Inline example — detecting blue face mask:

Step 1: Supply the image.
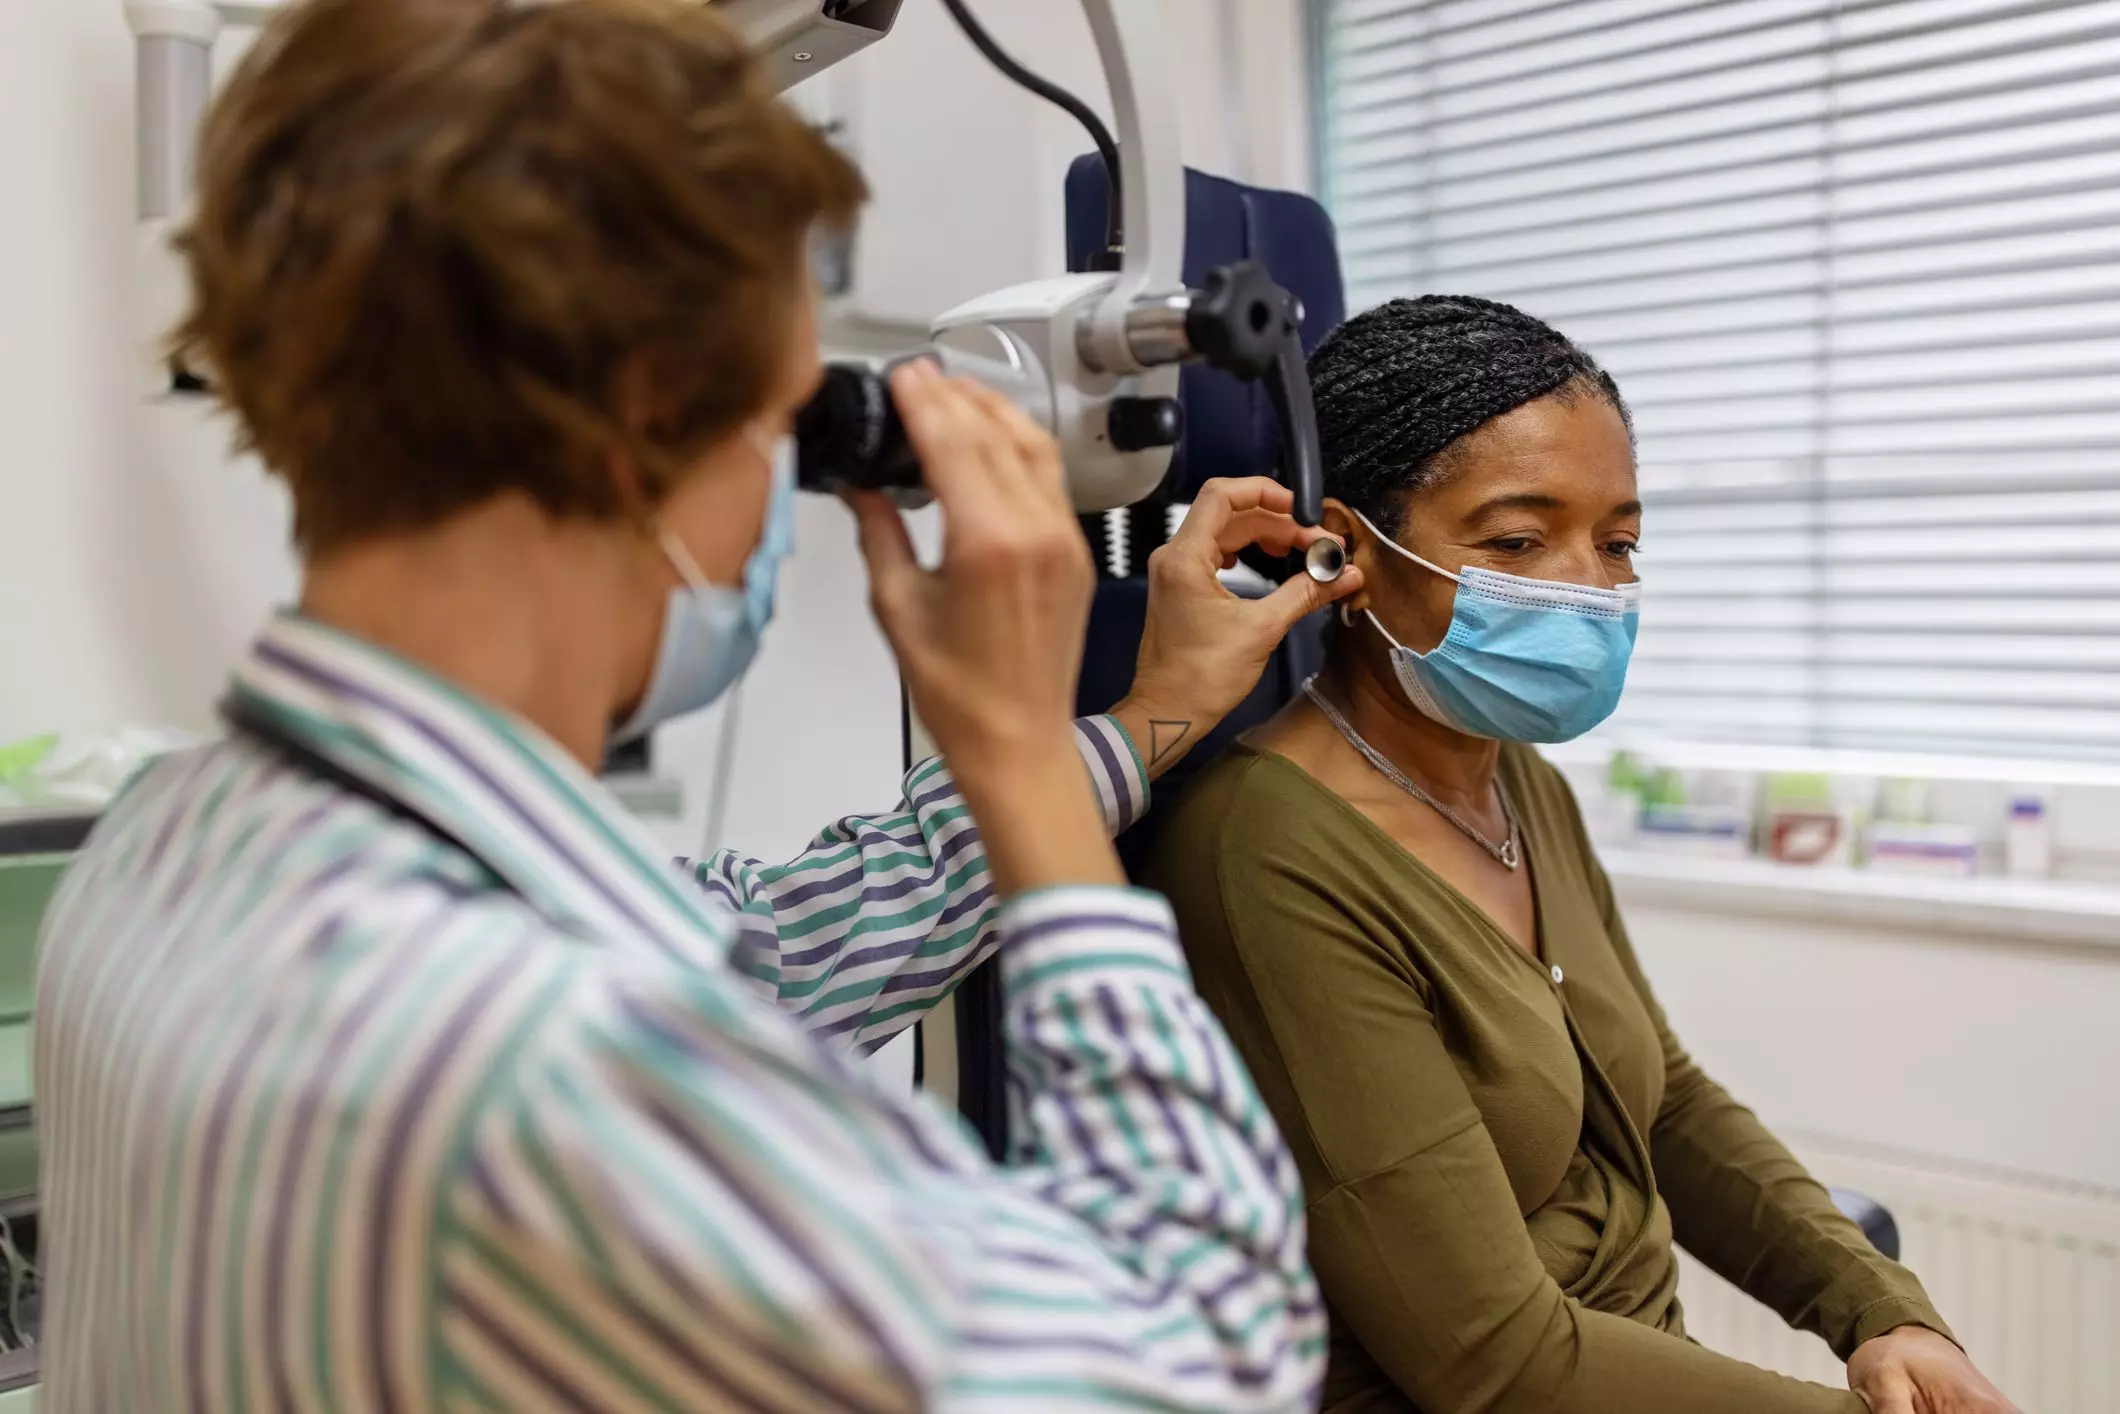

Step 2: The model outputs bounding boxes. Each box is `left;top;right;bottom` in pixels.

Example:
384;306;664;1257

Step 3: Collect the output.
1350;507;1640;744
612;434;797;745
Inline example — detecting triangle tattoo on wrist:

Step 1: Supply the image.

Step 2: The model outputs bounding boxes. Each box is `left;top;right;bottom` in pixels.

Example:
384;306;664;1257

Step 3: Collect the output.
1149;720;1193;767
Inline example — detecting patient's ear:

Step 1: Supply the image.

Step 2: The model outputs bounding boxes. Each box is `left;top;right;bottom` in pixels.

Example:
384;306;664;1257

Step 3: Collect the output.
1320;499;1373;615
1321;498;1358;545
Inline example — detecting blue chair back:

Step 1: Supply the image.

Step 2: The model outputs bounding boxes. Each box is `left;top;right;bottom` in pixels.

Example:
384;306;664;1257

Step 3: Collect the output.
950;162;1351;1162
1066;156;1349;874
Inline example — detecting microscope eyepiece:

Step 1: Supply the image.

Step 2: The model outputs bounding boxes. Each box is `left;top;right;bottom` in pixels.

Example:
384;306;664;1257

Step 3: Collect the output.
793;362;925;496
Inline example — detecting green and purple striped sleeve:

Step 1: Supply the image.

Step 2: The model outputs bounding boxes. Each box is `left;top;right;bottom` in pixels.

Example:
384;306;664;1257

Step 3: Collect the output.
686;716;1150;1053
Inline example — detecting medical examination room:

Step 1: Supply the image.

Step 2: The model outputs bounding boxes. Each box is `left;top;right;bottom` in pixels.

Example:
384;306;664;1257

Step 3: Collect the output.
2;0;2117;1409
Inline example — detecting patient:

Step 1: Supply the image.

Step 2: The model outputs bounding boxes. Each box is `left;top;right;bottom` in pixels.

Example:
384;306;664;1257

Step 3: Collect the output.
1147;296;2018;1414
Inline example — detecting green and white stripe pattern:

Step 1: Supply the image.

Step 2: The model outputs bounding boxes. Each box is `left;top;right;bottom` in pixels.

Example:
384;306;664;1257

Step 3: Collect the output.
36;615;1323;1411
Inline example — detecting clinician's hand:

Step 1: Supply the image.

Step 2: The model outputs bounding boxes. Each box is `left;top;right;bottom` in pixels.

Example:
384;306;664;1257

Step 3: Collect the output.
849;360;1120;895
1114;477;1364;779
1848;1327;2019;1414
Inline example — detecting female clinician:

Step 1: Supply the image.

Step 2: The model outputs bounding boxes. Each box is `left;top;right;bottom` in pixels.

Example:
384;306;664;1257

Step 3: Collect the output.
32;1;1363;1409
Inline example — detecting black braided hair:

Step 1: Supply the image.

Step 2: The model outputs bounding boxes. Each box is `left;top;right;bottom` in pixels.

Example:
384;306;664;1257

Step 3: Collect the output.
1310;295;1631;536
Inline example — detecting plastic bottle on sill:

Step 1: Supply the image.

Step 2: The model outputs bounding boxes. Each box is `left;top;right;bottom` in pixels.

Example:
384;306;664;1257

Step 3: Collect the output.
2005;786;2053;880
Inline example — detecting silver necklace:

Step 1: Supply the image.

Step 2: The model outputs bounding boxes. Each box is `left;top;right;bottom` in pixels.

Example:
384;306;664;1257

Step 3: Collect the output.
1302;677;1522;870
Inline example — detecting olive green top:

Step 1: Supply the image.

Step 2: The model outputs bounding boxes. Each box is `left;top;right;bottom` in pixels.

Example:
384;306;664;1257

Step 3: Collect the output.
1146;741;1950;1414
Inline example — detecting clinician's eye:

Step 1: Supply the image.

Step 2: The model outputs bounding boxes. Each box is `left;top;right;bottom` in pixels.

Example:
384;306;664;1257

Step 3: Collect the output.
1487;536;1538;555
1603;540;1641;561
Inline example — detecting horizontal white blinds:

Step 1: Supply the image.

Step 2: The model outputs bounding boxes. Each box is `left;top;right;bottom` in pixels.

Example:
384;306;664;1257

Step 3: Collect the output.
1316;0;2120;760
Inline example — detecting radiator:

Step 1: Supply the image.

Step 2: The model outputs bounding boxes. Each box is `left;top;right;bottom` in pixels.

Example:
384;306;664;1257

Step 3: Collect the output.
1676;1133;2120;1413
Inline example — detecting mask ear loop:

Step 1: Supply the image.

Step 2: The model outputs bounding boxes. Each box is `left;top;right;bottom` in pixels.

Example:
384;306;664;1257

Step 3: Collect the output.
1343;507;1453;653
660;420;784;592
1348;506;1462;584
743;423;781;466
659;530;715;593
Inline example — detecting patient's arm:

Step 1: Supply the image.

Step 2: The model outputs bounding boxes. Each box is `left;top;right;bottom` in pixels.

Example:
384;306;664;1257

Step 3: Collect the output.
1585;847;1955;1361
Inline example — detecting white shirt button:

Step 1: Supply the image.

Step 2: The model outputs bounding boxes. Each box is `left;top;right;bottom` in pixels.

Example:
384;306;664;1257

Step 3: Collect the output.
1551;964;1565;985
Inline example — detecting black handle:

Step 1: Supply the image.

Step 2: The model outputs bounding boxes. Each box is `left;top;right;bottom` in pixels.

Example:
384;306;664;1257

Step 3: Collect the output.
1262;327;1323;529
1186;261;1327;581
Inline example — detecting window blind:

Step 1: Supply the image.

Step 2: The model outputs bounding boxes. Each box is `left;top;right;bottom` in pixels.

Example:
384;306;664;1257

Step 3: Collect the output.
1314;0;2120;761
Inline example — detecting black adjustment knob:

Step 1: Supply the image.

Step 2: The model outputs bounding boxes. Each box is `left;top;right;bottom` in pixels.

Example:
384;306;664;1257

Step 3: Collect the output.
1107;395;1184;452
1185;260;1298;380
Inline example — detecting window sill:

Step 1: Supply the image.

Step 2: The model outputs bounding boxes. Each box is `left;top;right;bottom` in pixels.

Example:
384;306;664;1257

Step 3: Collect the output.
1599;847;2120;951
1546;737;2120;790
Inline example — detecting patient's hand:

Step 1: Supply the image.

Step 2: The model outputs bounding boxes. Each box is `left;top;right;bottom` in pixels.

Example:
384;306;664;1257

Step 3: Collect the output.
1849;1326;2019;1414
1114;477;1363;779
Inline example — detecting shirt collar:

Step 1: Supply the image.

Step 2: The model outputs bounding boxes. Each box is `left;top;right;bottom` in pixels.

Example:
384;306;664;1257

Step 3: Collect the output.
224;613;729;962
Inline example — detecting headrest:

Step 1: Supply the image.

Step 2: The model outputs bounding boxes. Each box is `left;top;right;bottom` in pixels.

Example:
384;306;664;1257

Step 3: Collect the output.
1065;157;1347;502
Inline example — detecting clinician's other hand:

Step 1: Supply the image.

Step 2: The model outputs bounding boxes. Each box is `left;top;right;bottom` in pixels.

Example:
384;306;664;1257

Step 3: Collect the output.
1116;477;1365;779
1848;1327;2019;1414
849;361;1120;893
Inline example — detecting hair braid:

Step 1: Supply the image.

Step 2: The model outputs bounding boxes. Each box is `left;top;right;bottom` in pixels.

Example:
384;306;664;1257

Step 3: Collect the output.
1311;294;1630;535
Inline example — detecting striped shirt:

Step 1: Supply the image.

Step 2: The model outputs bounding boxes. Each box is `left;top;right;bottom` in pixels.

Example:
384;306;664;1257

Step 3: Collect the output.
35;614;1324;1412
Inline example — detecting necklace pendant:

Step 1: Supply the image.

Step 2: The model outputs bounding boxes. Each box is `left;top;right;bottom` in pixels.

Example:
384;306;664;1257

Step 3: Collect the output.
1303;677;1526;872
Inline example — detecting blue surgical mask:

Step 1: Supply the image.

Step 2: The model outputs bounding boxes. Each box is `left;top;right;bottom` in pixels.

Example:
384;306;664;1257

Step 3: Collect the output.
612;432;796;745
1349;507;1640;743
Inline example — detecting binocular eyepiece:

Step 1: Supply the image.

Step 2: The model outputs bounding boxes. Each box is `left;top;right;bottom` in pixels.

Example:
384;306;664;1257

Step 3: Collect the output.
793;358;1187;502
789;260;1340;583
793;361;925;498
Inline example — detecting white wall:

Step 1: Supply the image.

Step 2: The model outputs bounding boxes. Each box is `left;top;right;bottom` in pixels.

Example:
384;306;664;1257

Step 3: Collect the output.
1622;897;2120;1191
0;2;296;746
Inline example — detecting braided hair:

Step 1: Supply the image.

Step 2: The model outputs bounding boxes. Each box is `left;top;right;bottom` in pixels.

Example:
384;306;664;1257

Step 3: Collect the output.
1310;295;1631;536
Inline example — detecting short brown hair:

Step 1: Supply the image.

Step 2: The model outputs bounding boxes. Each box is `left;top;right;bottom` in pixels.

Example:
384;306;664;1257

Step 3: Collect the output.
178;0;864;554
